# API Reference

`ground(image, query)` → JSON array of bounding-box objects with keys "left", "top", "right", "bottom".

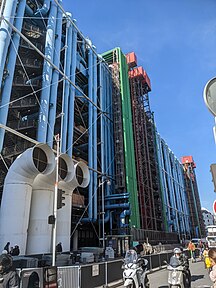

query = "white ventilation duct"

[
  {"left": 57, "top": 161, "right": 90, "bottom": 251},
  {"left": 0, "top": 144, "right": 55, "bottom": 255},
  {"left": 26, "top": 153, "right": 74, "bottom": 255}
]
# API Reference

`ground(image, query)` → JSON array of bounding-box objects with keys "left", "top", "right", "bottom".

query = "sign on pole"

[
  {"left": 204, "top": 77, "right": 216, "bottom": 117},
  {"left": 213, "top": 200, "right": 216, "bottom": 214}
]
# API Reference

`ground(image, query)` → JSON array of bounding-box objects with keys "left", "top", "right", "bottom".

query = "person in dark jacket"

[
  {"left": 56, "top": 242, "right": 62, "bottom": 253},
  {"left": 0, "top": 253, "right": 20, "bottom": 288},
  {"left": 11, "top": 247, "right": 20, "bottom": 257},
  {"left": 170, "top": 247, "right": 191, "bottom": 288},
  {"left": 3, "top": 243, "right": 10, "bottom": 255}
]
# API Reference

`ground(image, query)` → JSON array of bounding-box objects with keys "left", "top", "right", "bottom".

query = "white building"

[{"left": 202, "top": 207, "right": 215, "bottom": 228}]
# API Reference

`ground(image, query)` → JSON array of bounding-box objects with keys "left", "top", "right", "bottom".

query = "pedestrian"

[
  {"left": 208, "top": 248, "right": 216, "bottom": 287},
  {"left": 187, "top": 241, "right": 196, "bottom": 262},
  {"left": 198, "top": 240, "right": 204, "bottom": 259},
  {"left": 0, "top": 253, "right": 20, "bottom": 287},
  {"left": 3, "top": 243, "right": 10, "bottom": 254},
  {"left": 11, "top": 246, "right": 20, "bottom": 256},
  {"left": 56, "top": 242, "right": 62, "bottom": 253},
  {"left": 203, "top": 247, "right": 211, "bottom": 270},
  {"left": 9, "top": 248, "right": 13, "bottom": 256}
]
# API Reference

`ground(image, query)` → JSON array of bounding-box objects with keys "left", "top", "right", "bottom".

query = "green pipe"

[
  {"left": 117, "top": 48, "right": 140, "bottom": 228},
  {"left": 102, "top": 48, "right": 140, "bottom": 228}
]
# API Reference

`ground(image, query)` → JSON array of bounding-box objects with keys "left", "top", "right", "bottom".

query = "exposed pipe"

[
  {"left": 25, "top": 4, "right": 33, "bottom": 16},
  {"left": 93, "top": 52, "right": 98, "bottom": 221},
  {"left": 0, "top": 0, "right": 17, "bottom": 91},
  {"left": 58, "top": 161, "right": 90, "bottom": 251},
  {"left": 82, "top": 43, "right": 93, "bottom": 222},
  {"left": 105, "top": 195, "right": 129, "bottom": 201},
  {"left": 46, "top": 1, "right": 63, "bottom": 146},
  {"left": 0, "top": 144, "right": 55, "bottom": 255},
  {"left": 61, "top": 16, "right": 73, "bottom": 153},
  {"left": 98, "top": 61, "right": 109, "bottom": 226},
  {"left": 0, "top": 0, "right": 26, "bottom": 153},
  {"left": 105, "top": 203, "right": 130, "bottom": 210},
  {"left": 26, "top": 153, "right": 74, "bottom": 255},
  {"left": 37, "top": 0, "right": 58, "bottom": 142},
  {"left": 34, "top": 0, "right": 50, "bottom": 16},
  {"left": 105, "top": 193, "right": 129, "bottom": 199},
  {"left": 67, "top": 22, "right": 77, "bottom": 157},
  {"left": 120, "top": 210, "right": 130, "bottom": 228},
  {"left": 4, "top": 16, "right": 104, "bottom": 114}
]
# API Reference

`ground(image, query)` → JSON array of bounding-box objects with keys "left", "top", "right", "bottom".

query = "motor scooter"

[
  {"left": 122, "top": 249, "right": 150, "bottom": 288},
  {"left": 167, "top": 263, "right": 185, "bottom": 288}
]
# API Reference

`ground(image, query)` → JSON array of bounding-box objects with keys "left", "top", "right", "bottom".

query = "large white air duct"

[
  {"left": 0, "top": 144, "right": 55, "bottom": 255},
  {"left": 26, "top": 153, "right": 74, "bottom": 255},
  {"left": 57, "top": 161, "right": 90, "bottom": 252}
]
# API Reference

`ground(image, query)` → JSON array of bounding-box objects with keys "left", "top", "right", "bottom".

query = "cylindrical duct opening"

[
  {"left": 56, "top": 155, "right": 75, "bottom": 252},
  {"left": 27, "top": 153, "right": 74, "bottom": 255},
  {"left": 76, "top": 161, "right": 90, "bottom": 188},
  {"left": 56, "top": 161, "right": 89, "bottom": 251},
  {"left": 0, "top": 144, "right": 55, "bottom": 255}
]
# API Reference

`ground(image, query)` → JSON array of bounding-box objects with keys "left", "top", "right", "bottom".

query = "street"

[
  {"left": 118, "top": 259, "right": 213, "bottom": 288},
  {"left": 149, "top": 259, "right": 212, "bottom": 288}
]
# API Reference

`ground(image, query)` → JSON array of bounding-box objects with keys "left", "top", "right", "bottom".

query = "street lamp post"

[
  {"left": 101, "top": 180, "right": 105, "bottom": 251},
  {"left": 52, "top": 134, "right": 60, "bottom": 266},
  {"left": 99, "top": 178, "right": 111, "bottom": 251}
]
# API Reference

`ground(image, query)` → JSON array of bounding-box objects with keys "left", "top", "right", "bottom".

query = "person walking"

[
  {"left": 187, "top": 241, "right": 196, "bottom": 262},
  {"left": 3, "top": 243, "right": 10, "bottom": 255},
  {"left": 208, "top": 248, "right": 216, "bottom": 287},
  {"left": 56, "top": 242, "right": 62, "bottom": 253},
  {"left": 0, "top": 253, "right": 20, "bottom": 288},
  {"left": 203, "top": 247, "right": 211, "bottom": 272}
]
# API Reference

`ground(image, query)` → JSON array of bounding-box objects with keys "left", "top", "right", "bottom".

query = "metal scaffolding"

[
  {"left": 128, "top": 70, "right": 162, "bottom": 231},
  {"left": 181, "top": 157, "right": 206, "bottom": 238}
]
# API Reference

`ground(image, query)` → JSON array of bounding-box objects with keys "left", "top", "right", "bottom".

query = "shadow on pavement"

[
  {"left": 158, "top": 286, "right": 169, "bottom": 288},
  {"left": 191, "top": 274, "right": 204, "bottom": 281}
]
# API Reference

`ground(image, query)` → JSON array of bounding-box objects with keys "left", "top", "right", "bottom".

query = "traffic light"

[{"left": 57, "top": 189, "right": 66, "bottom": 209}]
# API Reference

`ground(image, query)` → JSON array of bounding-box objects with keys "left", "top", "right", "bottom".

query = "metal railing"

[{"left": 18, "top": 252, "right": 173, "bottom": 288}]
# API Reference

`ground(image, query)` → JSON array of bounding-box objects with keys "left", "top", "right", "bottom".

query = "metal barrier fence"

[
  {"left": 20, "top": 250, "right": 199, "bottom": 287},
  {"left": 56, "top": 252, "right": 173, "bottom": 288}
]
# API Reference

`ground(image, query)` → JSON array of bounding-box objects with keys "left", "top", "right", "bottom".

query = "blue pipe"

[
  {"left": 157, "top": 135, "right": 171, "bottom": 231},
  {"left": 37, "top": 1, "right": 57, "bottom": 143},
  {"left": 105, "top": 203, "right": 130, "bottom": 210},
  {"left": 103, "top": 64, "right": 111, "bottom": 223},
  {"left": 0, "top": 0, "right": 17, "bottom": 90},
  {"left": 110, "top": 211, "right": 113, "bottom": 234},
  {"left": 93, "top": 52, "right": 98, "bottom": 221},
  {"left": 82, "top": 46, "right": 93, "bottom": 222},
  {"left": 105, "top": 195, "right": 129, "bottom": 201},
  {"left": 67, "top": 23, "right": 77, "bottom": 157},
  {"left": 35, "top": 0, "right": 50, "bottom": 16},
  {"left": 46, "top": 1, "right": 63, "bottom": 146},
  {"left": 98, "top": 61, "right": 110, "bottom": 225},
  {"left": 0, "top": 0, "right": 26, "bottom": 153},
  {"left": 61, "top": 21, "right": 73, "bottom": 153},
  {"left": 25, "top": 4, "right": 33, "bottom": 16},
  {"left": 105, "top": 193, "right": 129, "bottom": 199},
  {"left": 120, "top": 210, "right": 131, "bottom": 228}
]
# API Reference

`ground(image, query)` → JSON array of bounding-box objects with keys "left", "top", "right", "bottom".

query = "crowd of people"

[
  {"left": 2, "top": 242, "right": 20, "bottom": 257},
  {"left": 172, "top": 240, "right": 216, "bottom": 288}
]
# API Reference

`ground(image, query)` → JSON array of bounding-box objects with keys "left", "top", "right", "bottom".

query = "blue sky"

[{"left": 63, "top": 0, "right": 216, "bottom": 212}]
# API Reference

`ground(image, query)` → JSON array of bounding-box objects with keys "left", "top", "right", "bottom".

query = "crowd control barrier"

[{"left": 19, "top": 249, "right": 199, "bottom": 287}]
